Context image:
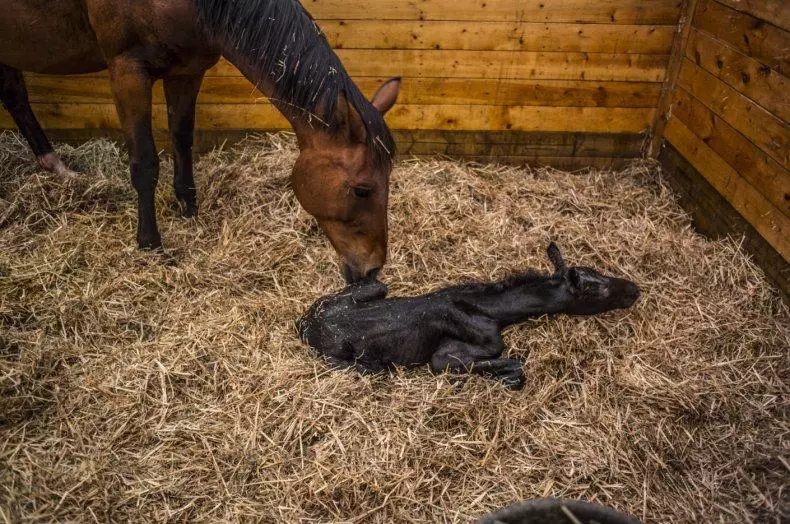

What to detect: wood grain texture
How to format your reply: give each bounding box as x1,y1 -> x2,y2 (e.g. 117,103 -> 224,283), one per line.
23,76 -> 662,108
299,0 -> 684,24
397,131 -> 644,157
205,51 -> 669,82
13,128 -> 642,172
3,1 -> 677,154
0,104 -> 654,133
685,28 -> 789,122
664,115 -> 790,259
39,52 -> 669,83
677,58 -> 789,168
693,0 -> 790,74
715,0 -> 790,32
670,87 -> 790,215
649,0 -> 700,157
320,20 -> 675,53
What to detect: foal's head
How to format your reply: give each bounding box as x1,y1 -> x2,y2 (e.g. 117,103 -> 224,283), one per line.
548,242 -> 641,315
291,79 -> 400,283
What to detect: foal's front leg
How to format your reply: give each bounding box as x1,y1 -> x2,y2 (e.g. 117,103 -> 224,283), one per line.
430,337 -> 525,390
108,58 -> 161,250
163,74 -> 204,218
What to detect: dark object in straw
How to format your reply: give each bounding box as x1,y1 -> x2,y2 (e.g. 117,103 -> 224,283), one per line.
475,498 -> 641,524
298,243 -> 640,389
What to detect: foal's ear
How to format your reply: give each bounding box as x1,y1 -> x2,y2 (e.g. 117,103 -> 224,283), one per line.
547,242 -> 567,274
371,77 -> 401,115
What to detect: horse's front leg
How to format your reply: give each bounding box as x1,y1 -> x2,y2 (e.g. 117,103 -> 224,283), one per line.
108,58 -> 161,250
0,64 -> 75,177
163,74 -> 204,218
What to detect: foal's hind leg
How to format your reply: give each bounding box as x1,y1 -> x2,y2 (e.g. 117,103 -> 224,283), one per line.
0,64 -> 74,176
163,74 -> 204,218
430,337 -> 525,390
108,57 -> 161,250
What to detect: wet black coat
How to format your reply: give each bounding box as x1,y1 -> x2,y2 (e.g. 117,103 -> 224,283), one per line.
298,244 -> 640,389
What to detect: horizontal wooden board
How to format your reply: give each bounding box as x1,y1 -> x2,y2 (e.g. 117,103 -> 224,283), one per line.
320,20 -> 675,53
205,51 -> 669,82
715,0 -> 790,33
693,0 -> 790,74
663,115 -> 790,259
670,87 -> 790,215
34,52 -> 669,83
6,128 -> 643,156
23,76 -> 662,108
426,155 -> 636,170
383,105 -> 654,133
397,132 -> 644,158
9,128 -> 639,171
300,0 -> 683,24
677,58 -> 789,168
685,28 -> 789,122
394,130 -> 643,153
0,104 -> 654,134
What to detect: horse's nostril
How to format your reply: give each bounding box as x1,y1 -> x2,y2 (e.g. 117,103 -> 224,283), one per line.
365,267 -> 381,281
342,264 -> 361,284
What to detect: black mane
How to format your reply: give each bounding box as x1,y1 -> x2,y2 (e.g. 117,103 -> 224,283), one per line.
438,271 -> 553,297
195,0 -> 395,169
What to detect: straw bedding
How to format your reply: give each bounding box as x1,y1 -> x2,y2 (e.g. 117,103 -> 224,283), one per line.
0,131 -> 787,522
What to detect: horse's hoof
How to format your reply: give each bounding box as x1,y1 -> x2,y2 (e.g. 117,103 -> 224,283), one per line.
181,205 -> 198,219
134,245 -> 178,267
174,198 -> 198,218
37,152 -> 78,178
138,236 -> 163,251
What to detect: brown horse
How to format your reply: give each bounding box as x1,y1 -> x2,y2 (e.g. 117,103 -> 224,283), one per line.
0,0 -> 400,282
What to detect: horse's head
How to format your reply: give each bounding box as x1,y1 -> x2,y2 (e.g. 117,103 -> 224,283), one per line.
291,78 -> 400,283
547,242 -> 641,315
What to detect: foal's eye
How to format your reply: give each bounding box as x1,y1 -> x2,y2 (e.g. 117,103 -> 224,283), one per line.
352,186 -> 374,198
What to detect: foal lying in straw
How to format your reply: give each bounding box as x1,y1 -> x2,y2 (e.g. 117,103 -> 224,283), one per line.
299,243 -> 640,389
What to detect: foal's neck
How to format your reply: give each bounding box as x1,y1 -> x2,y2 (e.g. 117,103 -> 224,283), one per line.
450,275 -> 573,327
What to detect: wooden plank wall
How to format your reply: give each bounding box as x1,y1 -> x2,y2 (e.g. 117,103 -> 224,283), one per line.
655,0 -> 789,294
0,0 -> 683,169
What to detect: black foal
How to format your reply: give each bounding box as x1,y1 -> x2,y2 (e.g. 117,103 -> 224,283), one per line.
298,243 -> 640,389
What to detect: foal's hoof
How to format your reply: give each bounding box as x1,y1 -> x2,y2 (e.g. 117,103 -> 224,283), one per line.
484,359 -> 526,390
500,371 -> 526,390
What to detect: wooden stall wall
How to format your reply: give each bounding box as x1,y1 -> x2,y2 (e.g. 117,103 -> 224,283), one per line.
0,0 -> 682,170
655,0 -> 789,297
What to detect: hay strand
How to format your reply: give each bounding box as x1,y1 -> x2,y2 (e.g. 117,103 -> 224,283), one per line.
1,131 -> 787,522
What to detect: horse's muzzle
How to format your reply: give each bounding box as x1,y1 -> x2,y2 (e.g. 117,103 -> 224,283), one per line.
343,263 -> 380,284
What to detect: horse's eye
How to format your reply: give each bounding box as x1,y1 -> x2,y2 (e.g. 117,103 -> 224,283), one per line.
352,186 -> 374,198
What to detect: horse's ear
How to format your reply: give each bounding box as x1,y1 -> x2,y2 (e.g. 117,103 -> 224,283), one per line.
547,242 -> 567,275
336,93 -> 368,144
371,77 -> 401,115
